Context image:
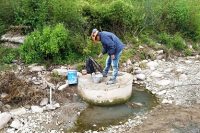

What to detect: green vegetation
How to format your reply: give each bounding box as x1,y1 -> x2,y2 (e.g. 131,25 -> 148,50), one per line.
0,0 -> 200,65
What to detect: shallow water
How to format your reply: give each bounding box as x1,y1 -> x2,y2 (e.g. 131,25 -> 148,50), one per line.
68,86 -> 159,132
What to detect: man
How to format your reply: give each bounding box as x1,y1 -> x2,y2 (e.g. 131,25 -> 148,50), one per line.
91,28 -> 125,84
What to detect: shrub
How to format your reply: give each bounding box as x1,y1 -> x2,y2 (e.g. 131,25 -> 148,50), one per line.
20,23 -> 69,63
0,46 -> 19,64
15,0 -> 48,29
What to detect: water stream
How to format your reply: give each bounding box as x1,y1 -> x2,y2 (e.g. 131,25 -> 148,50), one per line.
68,86 -> 159,132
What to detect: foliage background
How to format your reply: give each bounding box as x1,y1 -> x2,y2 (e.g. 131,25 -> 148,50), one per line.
0,0 -> 200,64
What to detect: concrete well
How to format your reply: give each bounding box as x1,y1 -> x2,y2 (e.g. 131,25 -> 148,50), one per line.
78,72 -> 134,106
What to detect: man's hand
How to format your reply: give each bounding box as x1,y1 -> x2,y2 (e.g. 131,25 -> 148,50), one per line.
111,54 -> 115,60
98,53 -> 103,58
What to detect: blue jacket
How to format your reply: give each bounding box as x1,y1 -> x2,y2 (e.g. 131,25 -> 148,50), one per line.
99,31 -> 125,56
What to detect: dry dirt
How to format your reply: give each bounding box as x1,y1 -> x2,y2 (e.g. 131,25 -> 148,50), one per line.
128,104 -> 200,133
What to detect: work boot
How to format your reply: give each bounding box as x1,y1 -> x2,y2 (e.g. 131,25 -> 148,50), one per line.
102,72 -> 107,77
106,78 -> 116,85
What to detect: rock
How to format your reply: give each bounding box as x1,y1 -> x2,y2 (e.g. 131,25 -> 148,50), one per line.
40,98 -> 49,106
29,65 -> 45,72
136,74 -> 146,81
162,99 -> 173,104
52,68 -> 68,76
139,45 -> 144,49
156,80 -> 171,86
1,34 -> 25,44
150,71 -> 163,78
10,119 -> 21,129
179,74 -> 187,80
0,112 -> 12,129
185,60 -> 193,64
134,67 -> 142,74
122,63 -> 127,67
58,83 -> 69,91
157,90 -> 167,95
147,61 -> 158,70
126,59 -> 132,65
1,93 -> 8,98
10,107 -> 27,116
156,55 -> 165,60
176,68 -> 184,73
45,103 -> 60,110
156,50 -> 164,55
31,106 -> 44,113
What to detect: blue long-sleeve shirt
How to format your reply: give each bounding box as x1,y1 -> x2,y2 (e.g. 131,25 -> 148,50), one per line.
98,31 -> 125,56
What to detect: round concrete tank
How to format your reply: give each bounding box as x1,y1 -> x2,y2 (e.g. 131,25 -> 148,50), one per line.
78,72 -> 133,106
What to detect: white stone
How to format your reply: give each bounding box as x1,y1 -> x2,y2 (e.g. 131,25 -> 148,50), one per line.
136,74 -> 146,81
176,68 -> 184,73
185,60 -> 192,64
1,93 -> 8,98
126,59 -> 132,65
179,74 -> 187,80
157,80 -> 171,86
58,83 -> 69,91
156,50 -> 164,55
164,68 -> 173,73
29,65 -> 45,72
147,61 -> 158,69
10,119 -> 21,129
122,63 -> 127,67
10,107 -> 27,116
150,71 -> 163,78
162,99 -> 173,104
31,106 -> 43,113
0,112 -> 12,129
139,45 -> 144,49
40,98 -> 49,106
157,90 -> 167,95
52,69 -> 68,76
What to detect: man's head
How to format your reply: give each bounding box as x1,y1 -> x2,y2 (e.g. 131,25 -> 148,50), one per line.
91,28 -> 100,43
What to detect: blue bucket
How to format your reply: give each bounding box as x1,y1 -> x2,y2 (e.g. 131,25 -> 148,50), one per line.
67,70 -> 78,85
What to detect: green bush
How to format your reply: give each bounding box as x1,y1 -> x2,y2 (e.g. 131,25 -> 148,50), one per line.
15,0 -> 48,29
0,46 -> 19,64
20,23 -> 69,63
171,34 -> 187,51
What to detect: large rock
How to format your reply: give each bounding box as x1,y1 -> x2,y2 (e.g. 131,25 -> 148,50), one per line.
28,65 -> 46,72
1,34 -> 25,44
10,119 -> 22,129
10,107 -> 27,116
136,74 -> 146,81
52,68 -> 68,76
31,106 -> 43,113
0,112 -> 12,129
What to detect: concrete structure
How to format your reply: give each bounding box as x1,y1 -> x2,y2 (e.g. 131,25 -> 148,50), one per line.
78,72 -> 134,106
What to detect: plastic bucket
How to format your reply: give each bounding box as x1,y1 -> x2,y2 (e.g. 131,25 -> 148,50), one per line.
67,70 -> 78,85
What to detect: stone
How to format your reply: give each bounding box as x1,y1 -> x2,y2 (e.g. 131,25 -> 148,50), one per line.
58,83 -> 69,91
162,99 -> 173,104
157,90 -> 167,95
40,98 -> 49,106
185,60 -> 192,64
156,50 -> 164,55
126,59 -> 132,65
0,112 -> 12,129
122,63 -> 127,67
29,65 -> 45,72
52,68 -> 68,76
156,55 -> 165,60
136,74 -> 146,81
156,80 -> 171,86
134,67 -> 142,74
179,74 -> 187,80
150,71 -> 163,78
10,107 -> 27,116
147,61 -> 158,70
1,34 -> 25,44
10,119 -> 21,129
31,106 -> 43,113
139,45 -> 144,49
1,93 -> 8,98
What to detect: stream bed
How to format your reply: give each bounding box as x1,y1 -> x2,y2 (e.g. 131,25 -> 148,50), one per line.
67,86 -> 159,132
